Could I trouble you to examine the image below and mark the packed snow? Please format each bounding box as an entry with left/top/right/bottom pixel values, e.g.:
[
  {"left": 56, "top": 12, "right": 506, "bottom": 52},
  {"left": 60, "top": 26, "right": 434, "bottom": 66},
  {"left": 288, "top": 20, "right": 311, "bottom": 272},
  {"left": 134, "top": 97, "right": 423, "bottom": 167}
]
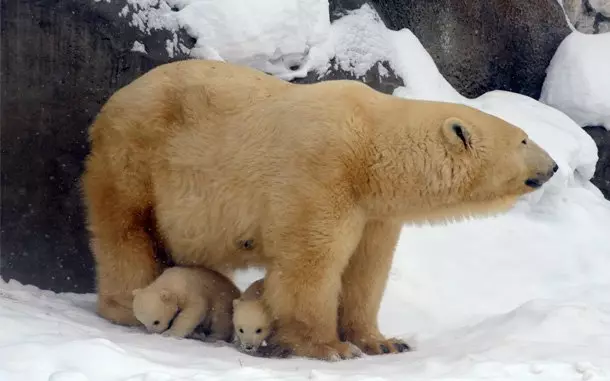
[
  {"left": 3, "top": 2, "right": 610, "bottom": 381},
  {"left": 540, "top": 31, "right": 610, "bottom": 130}
]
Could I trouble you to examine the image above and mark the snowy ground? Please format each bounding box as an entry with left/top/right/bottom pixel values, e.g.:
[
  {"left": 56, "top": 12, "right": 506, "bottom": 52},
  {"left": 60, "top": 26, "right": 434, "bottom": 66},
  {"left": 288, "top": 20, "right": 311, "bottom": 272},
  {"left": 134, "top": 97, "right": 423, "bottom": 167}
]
[{"left": 3, "top": 3, "right": 610, "bottom": 381}]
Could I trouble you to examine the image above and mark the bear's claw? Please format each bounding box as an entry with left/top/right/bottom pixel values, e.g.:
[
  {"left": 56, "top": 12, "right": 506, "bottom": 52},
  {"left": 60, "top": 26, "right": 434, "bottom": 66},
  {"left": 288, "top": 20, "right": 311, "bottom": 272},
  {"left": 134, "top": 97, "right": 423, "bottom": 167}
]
[
  {"left": 348, "top": 334, "right": 412, "bottom": 356},
  {"left": 253, "top": 340, "right": 362, "bottom": 361}
]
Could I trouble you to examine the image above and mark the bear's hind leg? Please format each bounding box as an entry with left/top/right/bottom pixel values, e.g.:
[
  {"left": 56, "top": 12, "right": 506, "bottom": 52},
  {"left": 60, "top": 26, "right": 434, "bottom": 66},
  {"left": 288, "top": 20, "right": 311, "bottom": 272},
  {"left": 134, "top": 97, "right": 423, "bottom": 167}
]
[
  {"left": 84, "top": 168, "right": 163, "bottom": 326},
  {"left": 338, "top": 220, "right": 411, "bottom": 355},
  {"left": 91, "top": 211, "right": 162, "bottom": 326}
]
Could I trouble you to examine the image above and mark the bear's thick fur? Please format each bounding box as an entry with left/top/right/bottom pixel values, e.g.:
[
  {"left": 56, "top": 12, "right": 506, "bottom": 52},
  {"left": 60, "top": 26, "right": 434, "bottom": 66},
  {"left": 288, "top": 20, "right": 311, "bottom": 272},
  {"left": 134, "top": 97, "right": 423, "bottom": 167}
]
[{"left": 81, "top": 59, "right": 558, "bottom": 361}]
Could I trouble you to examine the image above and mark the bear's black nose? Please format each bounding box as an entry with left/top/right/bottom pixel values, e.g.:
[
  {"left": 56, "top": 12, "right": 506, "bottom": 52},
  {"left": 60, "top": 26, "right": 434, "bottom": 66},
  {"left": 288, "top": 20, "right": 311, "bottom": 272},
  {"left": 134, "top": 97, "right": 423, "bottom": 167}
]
[
  {"left": 525, "top": 178, "right": 542, "bottom": 188},
  {"left": 552, "top": 163, "right": 559, "bottom": 173}
]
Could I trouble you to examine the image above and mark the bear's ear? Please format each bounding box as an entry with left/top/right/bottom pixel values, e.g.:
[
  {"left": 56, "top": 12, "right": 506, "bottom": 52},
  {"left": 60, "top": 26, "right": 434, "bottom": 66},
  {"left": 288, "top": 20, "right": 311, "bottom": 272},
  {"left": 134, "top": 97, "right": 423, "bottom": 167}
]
[
  {"left": 132, "top": 288, "right": 141, "bottom": 296},
  {"left": 442, "top": 117, "right": 473, "bottom": 152}
]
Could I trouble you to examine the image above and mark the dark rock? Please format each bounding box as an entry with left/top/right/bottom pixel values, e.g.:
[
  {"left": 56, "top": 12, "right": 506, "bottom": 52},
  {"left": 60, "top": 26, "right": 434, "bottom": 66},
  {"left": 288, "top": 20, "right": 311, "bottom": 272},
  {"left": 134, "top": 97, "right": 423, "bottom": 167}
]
[
  {"left": 0, "top": 0, "right": 191, "bottom": 293},
  {"left": 584, "top": 127, "right": 610, "bottom": 199},
  {"left": 364, "top": 0, "right": 571, "bottom": 99}
]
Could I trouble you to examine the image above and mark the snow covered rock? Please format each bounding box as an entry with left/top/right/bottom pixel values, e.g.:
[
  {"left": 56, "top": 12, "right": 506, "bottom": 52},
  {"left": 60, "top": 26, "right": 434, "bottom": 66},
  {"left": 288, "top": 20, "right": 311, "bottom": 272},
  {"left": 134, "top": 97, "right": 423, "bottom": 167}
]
[
  {"left": 540, "top": 31, "right": 610, "bottom": 129},
  {"left": 366, "top": 0, "right": 571, "bottom": 99},
  {"left": 539, "top": 30, "right": 610, "bottom": 198},
  {"left": 562, "top": 0, "right": 610, "bottom": 34}
]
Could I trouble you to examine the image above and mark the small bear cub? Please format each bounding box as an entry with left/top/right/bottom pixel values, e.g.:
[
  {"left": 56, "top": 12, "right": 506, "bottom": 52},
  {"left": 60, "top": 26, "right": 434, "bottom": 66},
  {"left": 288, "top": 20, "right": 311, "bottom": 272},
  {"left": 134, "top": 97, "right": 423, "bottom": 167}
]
[
  {"left": 132, "top": 266, "right": 241, "bottom": 342},
  {"left": 232, "top": 278, "right": 273, "bottom": 353}
]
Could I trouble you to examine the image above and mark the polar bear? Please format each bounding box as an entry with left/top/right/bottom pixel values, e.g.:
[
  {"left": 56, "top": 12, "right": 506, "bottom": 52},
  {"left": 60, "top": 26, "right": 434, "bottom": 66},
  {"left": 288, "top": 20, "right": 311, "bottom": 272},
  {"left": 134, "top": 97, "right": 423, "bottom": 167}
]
[
  {"left": 132, "top": 266, "right": 240, "bottom": 342},
  {"left": 232, "top": 278, "right": 272, "bottom": 353},
  {"left": 82, "top": 59, "right": 558, "bottom": 361}
]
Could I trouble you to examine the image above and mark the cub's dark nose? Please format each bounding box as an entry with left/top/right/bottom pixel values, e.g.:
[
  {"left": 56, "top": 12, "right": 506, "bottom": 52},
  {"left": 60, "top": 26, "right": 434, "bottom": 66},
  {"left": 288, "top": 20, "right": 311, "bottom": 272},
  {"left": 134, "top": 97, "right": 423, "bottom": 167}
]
[{"left": 525, "top": 162, "right": 559, "bottom": 189}]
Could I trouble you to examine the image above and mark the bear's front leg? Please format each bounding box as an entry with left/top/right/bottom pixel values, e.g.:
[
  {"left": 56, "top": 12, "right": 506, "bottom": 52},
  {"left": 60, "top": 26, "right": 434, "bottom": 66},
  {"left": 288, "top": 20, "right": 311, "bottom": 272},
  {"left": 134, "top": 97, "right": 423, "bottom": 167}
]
[
  {"left": 338, "top": 219, "right": 411, "bottom": 355},
  {"left": 260, "top": 209, "right": 366, "bottom": 361}
]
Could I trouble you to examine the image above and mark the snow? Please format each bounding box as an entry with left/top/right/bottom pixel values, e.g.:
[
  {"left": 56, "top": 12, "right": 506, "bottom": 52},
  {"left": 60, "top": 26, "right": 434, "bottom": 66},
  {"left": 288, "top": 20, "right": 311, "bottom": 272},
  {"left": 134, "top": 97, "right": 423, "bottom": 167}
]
[
  {"left": 131, "top": 41, "right": 147, "bottom": 54},
  {"left": 540, "top": 31, "right": 610, "bottom": 130},
  {"left": 4, "top": 2, "right": 610, "bottom": 381},
  {"left": 118, "top": 0, "right": 332, "bottom": 80}
]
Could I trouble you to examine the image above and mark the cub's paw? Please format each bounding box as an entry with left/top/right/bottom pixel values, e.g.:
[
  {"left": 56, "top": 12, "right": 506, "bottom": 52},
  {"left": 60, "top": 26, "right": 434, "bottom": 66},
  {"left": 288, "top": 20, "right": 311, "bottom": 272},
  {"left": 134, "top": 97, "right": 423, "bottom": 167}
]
[{"left": 161, "top": 329, "right": 188, "bottom": 339}]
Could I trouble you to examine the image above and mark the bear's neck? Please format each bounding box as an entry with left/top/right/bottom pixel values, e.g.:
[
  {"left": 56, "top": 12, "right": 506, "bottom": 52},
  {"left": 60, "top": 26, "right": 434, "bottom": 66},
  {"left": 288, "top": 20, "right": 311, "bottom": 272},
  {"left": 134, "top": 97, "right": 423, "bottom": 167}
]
[{"left": 351, "top": 102, "right": 473, "bottom": 222}]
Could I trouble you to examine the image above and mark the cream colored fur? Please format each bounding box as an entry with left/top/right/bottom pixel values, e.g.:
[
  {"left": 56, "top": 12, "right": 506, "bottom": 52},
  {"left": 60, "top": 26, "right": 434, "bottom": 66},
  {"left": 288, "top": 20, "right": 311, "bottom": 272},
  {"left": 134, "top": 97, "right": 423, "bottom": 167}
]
[
  {"left": 132, "top": 266, "right": 240, "bottom": 341},
  {"left": 233, "top": 278, "right": 272, "bottom": 353},
  {"left": 82, "top": 59, "right": 558, "bottom": 361}
]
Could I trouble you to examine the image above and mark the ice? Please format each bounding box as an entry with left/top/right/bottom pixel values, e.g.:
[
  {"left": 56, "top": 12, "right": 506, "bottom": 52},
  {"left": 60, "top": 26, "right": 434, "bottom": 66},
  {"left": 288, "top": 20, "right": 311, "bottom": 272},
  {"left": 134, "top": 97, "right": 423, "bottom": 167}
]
[{"left": 4, "top": 2, "right": 610, "bottom": 380}]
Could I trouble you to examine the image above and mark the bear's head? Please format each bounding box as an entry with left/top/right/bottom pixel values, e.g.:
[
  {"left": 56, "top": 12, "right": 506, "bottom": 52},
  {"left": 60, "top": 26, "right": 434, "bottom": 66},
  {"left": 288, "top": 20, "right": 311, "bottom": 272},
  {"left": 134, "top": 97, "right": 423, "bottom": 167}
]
[
  {"left": 365, "top": 101, "right": 558, "bottom": 221},
  {"left": 132, "top": 287, "right": 180, "bottom": 334},
  {"left": 438, "top": 114, "right": 558, "bottom": 200},
  {"left": 232, "top": 298, "right": 272, "bottom": 353}
]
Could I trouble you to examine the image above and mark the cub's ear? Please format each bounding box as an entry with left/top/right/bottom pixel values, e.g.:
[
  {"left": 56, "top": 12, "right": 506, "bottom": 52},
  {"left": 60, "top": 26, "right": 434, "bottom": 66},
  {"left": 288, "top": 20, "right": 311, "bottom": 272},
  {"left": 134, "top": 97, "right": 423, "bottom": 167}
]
[
  {"left": 442, "top": 117, "right": 473, "bottom": 152},
  {"left": 132, "top": 288, "right": 141, "bottom": 296},
  {"left": 232, "top": 299, "right": 240, "bottom": 308}
]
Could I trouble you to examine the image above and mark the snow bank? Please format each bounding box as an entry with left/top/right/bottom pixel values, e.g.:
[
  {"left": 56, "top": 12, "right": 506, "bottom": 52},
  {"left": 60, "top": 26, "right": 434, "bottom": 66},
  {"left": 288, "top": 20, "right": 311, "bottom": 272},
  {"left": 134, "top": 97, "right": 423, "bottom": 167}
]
[
  {"left": 4, "top": 2, "right": 610, "bottom": 381},
  {"left": 540, "top": 31, "right": 610, "bottom": 130},
  {"left": 121, "top": 0, "right": 332, "bottom": 80}
]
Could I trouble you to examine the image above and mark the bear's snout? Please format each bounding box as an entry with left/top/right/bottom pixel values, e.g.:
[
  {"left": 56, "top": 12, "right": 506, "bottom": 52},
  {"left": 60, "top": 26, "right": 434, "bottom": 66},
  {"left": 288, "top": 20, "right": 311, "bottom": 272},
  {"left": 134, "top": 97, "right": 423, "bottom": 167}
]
[{"left": 525, "top": 162, "right": 559, "bottom": 189}]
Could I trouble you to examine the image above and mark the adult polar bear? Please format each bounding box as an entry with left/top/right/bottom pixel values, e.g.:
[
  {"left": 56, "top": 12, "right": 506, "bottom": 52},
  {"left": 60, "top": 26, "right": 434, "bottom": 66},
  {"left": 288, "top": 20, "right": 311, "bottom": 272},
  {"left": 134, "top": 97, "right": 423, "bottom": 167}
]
[{"left": 81, "top": 59, "right": 558, "bottom": 361}]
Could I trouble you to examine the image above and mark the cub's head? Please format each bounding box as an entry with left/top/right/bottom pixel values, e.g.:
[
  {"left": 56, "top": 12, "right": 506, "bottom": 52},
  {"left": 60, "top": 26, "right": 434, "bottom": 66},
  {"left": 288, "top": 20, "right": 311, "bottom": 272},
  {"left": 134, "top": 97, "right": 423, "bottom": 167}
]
[
  {"left": 437, "top": 112, "right": 558, "bottom": 207},
  {"left": 232, "top": 299, "right": 272, "bottom": 353},
  {"left": 132, "top": 287, "right": 179, "bottom": 334}
]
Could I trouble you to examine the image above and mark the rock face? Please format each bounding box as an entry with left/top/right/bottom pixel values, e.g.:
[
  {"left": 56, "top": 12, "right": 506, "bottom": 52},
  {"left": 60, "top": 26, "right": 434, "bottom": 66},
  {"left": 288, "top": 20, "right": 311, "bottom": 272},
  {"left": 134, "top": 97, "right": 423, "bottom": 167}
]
[
  {"left": 584, "top": 127, "right": 610, "bottom": 199},
  {"left": 365, "top": 0, "right": 572, "bottom": 99},
  {"left": 0, "top": 0, "right": 192, "bottom": 293},
  {"left": 563, "top": 0, "right": 610, "bottom": 34}
]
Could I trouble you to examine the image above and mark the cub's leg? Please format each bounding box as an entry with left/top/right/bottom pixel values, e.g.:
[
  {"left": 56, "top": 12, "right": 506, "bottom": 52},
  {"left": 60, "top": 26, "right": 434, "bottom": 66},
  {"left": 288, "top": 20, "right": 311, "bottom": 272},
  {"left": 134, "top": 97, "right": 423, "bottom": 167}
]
[
  {"left": 83, "top": 161, "right": 162, "bottom": 326},
  {"left": 260, "top": 208, "right": 366, "bottom": 361},
  {"left": 207, "top": 304, "right": 235, "bottom": 343},
  {"left": 165, "top": 297, "right": 209, "bottom": 338},
  {"left": 338, "top": 219, "right": 411, "bottom": 355}
]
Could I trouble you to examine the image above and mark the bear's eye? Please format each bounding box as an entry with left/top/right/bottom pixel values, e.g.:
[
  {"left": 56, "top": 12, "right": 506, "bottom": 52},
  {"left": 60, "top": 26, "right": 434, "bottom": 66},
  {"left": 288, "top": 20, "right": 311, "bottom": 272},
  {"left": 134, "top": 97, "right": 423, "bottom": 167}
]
[
  {"left": 256, "top": 328, "right": 262, "bottom": 334},
  {"left": 521, "top": 139, "right": 527, "bottom": 145},
  {"left": 239, "top": 328, "right": 244, "bottom": 333},
  {"left": 153, "top": 320, "right": 160, "bottom": 325}
]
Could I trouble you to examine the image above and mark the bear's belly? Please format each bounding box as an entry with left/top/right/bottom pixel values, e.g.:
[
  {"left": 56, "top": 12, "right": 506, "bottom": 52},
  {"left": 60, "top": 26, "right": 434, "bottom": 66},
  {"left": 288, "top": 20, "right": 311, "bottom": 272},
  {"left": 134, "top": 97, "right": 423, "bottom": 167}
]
[{"left": 153, "top": 178, "right": 268, "bottom": 272}]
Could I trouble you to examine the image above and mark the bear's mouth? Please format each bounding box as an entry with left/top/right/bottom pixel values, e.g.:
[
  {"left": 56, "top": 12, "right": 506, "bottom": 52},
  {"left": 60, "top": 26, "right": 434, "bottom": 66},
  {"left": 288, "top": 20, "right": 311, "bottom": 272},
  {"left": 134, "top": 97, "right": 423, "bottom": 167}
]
[{"left": 162, "top": 308, "right": 181, "bottom": 333}]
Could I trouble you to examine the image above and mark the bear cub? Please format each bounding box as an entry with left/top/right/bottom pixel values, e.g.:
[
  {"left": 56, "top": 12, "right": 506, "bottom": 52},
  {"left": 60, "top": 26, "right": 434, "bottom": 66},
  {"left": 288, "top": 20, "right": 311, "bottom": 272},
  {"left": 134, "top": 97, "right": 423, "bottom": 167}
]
[
  {"left": 233, "top": 278, "right": 273, "bottom": 353},
  {"left": 132, "top": 266, "right": 241, "bottom": 342}
]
